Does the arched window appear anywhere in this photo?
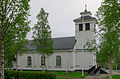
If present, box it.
[27,56,32,66]
[56,55,61,66]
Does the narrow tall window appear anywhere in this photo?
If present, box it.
[56,55,61,66]
[79,24,83,31]
[85,23,90,30]
[27,56,32,66]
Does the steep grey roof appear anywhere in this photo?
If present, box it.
[26,36,76,51]
[80,11,92,15]
[53,36,76,50]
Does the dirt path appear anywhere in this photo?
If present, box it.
[112,70,120,75]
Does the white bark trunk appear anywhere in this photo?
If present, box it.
[16,53,18,71]
[108,59,112,79]
[42,54,45,72]
[42,65,45,72]
[1,40,4,79]
[1,10,5,79]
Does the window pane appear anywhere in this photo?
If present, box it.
[79,24,83,31]
[85,23,90,30]
[27,56,32,66]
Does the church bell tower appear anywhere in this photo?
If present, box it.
[73,5,96,49]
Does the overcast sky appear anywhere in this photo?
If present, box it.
[27,0,102,40]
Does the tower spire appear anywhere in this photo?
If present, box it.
[85,4,87,12]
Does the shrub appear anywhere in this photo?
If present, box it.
[5,70,56,79]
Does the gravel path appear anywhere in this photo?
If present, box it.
[85,70,120,79]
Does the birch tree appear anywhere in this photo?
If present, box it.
[0,0,30,79]
[32,8,54,72]
[93,0,120,79]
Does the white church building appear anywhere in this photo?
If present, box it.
[13,9,97,71]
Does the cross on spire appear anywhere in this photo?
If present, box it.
[85,4,87,12]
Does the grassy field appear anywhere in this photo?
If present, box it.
[56,77,72,79]
[105,75,120,79]
[55,71,88,79]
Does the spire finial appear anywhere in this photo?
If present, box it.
[85,4,87,12]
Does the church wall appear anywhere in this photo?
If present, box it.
[14,50,96,71]
[17,52,38,69]
[47,51,73,71]
[75,51,95,70]
[15,50,74,71]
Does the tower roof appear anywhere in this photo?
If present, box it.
[73,15,96,23]
[73,5,96,22]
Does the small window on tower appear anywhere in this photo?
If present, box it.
[79,24,83,31]
[85,23,90,30]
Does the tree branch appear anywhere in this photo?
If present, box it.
[3,1,19,34]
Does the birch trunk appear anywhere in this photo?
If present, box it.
[1,16,5,79]
[42,54,45,72]
[108,59,112,79]
[16,52,18,71]
[1,38,4,79]
[42,65,45,72]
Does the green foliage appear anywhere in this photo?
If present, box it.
[96,0,120,65]
[32,8,54,55]
[0,1,30,78]
[86,0,120,66]
[5,70,56,79]
[0,0,31,67]
[86,1,120,79]
[86,0,120,78]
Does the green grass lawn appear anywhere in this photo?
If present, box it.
[56,77,73,79]
[105,75,120,79]
[55,71,88,79]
